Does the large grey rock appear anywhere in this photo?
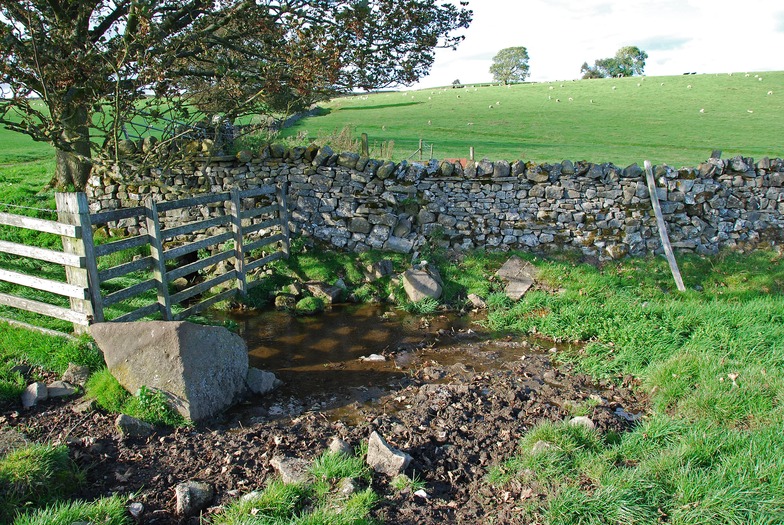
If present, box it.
[384,236,414,254]
[367,431,411,477]
[270,456,311,484]
[496,256,538,300]
[493,160,511,178]
[246,368,282,395]
[22,381,47,408]
[337,151,360,169]
[402,268,442,302]
[175,481,214,516]
[91,321,249,422]
[365,260,394,282]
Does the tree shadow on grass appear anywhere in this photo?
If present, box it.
[339,102,422,111]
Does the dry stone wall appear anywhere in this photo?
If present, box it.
[87,145,784,260]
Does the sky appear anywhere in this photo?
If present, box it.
[410,0,784,88]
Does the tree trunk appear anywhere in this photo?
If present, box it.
[54,103,92,191]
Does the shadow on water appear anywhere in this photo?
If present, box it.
[219,303,568,422]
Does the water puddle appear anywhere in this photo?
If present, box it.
[218,303,576,422]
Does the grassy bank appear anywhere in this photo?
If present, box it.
[481,250,784,524]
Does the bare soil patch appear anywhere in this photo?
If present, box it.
[3,336,645,524]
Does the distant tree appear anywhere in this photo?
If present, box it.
[581,46,648,79]
[489,47,530,85]
[0,0,473,190]
[452,79,463,88]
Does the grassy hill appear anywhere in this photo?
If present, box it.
[280,71,784,167]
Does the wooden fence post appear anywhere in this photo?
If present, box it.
[644,160,686,292]
[277,182,291,258]
[144,196,173,320]
[419,139,423,161]
[230,188,248,296]
[361,133,369,157]
[469,146,475,161]
[55,192,103,332]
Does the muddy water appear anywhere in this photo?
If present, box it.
[227,304,478,399]
[223,304,566,421]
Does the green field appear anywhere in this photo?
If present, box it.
[281,71,784,167]
[2,71,784,524]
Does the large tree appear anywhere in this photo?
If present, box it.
[581,46,648,79]
[0,0,472,190]
[489,46,530,85]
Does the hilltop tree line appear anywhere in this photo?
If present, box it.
[0,0,472,190]
[489,45,648,84]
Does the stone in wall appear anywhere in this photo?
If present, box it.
[90,146,784,262]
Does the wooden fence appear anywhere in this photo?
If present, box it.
[0,184,289,333]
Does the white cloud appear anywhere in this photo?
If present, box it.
[411,0,784,88]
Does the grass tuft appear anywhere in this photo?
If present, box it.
[0,445,83,523]
[10,495,130,525]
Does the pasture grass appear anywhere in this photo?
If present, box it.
[0,444,84,523]
[483,249,784,524]
[281,71,784,167]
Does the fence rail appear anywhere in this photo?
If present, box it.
[0,184,290,333]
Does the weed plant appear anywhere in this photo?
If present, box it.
[399,297,439,315]
[390,472,427,493]
[85,370,189,427]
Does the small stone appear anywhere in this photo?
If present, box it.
[531,440,553,454]
[338,477,358,496]
[62,363,91,386]
[365,260,394,282]
[367,431,411,477]
[360,354,386,362]
[275,294,296,310]
[175,481,214,516]
[47,380,77,398]
[71,399,96,414]
[414,489,429,499]
[241,491,262,502]
[115,414,155,439]
[271,456,311,484]
[402,268,443,302]
[22,382,47,408]
[568,416,596,429]
[467,293,487,309]
[0,429,29,456]
[128,502,144,518]
[329,437,353,456]
[246,368,282,395]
